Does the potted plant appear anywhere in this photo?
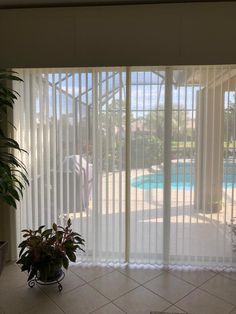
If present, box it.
[17,219,85,284]
[0,69,28,276]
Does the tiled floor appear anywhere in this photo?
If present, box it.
[0,263,236,314]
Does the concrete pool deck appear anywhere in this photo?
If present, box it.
[68,169,236,266]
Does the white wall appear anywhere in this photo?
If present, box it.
[0,2,236,68]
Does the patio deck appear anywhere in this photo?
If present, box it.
[68,169,236,266]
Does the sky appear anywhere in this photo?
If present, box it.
[38,71,201,116]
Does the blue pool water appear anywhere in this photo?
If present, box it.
[131,162,236,190]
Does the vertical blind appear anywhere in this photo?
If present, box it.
[14,66,236,268]
[14,68,126,263]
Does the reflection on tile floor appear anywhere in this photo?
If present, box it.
[0,263,236,314]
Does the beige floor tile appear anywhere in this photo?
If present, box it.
[0,263,27,293]
[23,299,64,314]
[89,270,139,300]
[163,305,187,313]
[1,262,20,273]
[118,266,163,284]
[201,274,236,305]
[170,268,216,287]
[70,264,114,282]
[176,288,234,314]
[0,284,51,314]
[144,272,195,303]
[40,269,86,298]
[1,264,235,314]
[221,271,236,281]
[114,286,171,314]
[92,303,125,313]
[53,284,109,314]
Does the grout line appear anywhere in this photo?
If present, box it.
[89,301,127,314]
[86,269,117,284]
[162,273,225,309]
[78,267,236,312]
[5,264,236,314]
[168,268,218,288]
[88,301,111,314]
[216,271,236,282]
[69,266,116,284]
[139,282,182,306]
[198,285,236,308]
[108,285,141,303]
[197,272,224,289]
[34,269,98,313]
[81,269,142,303]
[72,268,172,309]
[196,272,236,307]
[80,267,193,307]
[26,283,67,314]
[35,285,67,313]
[116,267,165,285]
[171,285,200,307]
[110,302,128,314]
[164,303,187,313]
[68,268,92,283]
[139,271,207,307]
[229,306,236,314]
[86,280,116,302]
[87,276,140,303]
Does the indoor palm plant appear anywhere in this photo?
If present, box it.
[17,219,85,283]
[0,69,29,276]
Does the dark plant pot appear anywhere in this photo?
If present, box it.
[0,241,8,276]
[38,265,63,283]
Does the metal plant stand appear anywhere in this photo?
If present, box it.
[28,270,65,292]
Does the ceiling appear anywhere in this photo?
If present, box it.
[0,0,231,9]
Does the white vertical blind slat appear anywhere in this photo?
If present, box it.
[163,68,172,266]
[85,72,89,261]
[52,73,57,224]
[45,71,51,227]
[118,70,123,262]
[32,71,38,230]
[38,70,45,226]
[65,73,69,218]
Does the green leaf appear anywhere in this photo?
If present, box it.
[52,223,57,232]
[19,246,26,257]
[2,195,16,208]
[18,239,28,248]
[28,269,37,281]
[66,251,76,262]
[62,256,69,269]
[41,229,52,237]
[38,225,45,234]
[21,264,30,272]
[21,229,30,233]
[8,188,20,201]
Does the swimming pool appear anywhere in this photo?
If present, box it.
[131,161,236,190]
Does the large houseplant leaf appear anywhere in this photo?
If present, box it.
[0,69,28,209]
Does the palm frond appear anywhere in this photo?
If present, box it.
[0,69,28,208]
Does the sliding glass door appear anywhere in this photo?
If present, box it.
[14,66,236,268]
